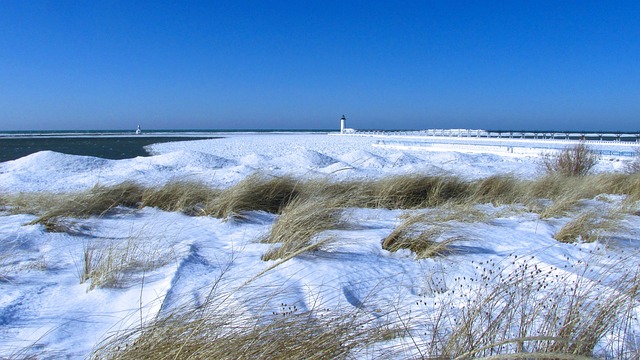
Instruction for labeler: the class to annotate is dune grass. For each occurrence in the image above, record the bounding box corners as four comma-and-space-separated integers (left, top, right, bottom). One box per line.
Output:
3, 169, 640, 358
6, 192, 68, 216
141, 180, 220, 215
3, 172, 640, 255
92, 248, 640, 359
92, 299, 397, 360
432, 252, 640, 358
524, 173, 640, 218
381, 213, 461, 258
261, 195, 347, 261
79, 234, 175, 291
205, 174, 301, 219
23, 181, 145, 226
554, 208, 623, 243
0, 194, 8, 211
369, 175, 470, 209
432, 202, 493, 223
5, 171, 640, 224
469, 174, 519, 205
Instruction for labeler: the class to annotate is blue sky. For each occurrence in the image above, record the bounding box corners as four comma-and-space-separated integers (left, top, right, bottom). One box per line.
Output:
1, 1, 638, 131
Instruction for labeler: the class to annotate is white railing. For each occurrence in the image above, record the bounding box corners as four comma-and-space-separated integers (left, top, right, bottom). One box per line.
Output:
340, 129, 640, 144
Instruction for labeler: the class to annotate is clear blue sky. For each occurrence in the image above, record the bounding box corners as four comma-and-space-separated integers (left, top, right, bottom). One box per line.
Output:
1, 1, 638, 131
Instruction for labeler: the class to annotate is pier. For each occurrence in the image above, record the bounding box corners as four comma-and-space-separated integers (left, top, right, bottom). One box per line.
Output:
350, 129, 640, 143
333, 128, 639, 157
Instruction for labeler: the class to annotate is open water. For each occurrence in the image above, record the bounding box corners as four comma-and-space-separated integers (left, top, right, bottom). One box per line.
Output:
0, 130, 228, 162
0, 130, 330, 163
0, 136, 221, 162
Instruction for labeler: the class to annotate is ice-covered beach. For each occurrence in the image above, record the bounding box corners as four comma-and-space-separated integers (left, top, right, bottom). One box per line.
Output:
1, 132, 639, 358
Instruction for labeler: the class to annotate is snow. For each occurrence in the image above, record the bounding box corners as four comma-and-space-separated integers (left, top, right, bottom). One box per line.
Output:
0, 132, 639, 358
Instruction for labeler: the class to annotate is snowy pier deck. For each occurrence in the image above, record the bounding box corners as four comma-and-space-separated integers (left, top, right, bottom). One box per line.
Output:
350, 129, 640, 143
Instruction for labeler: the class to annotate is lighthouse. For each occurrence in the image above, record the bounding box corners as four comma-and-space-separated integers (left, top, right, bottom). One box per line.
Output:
340, 115, 346, 134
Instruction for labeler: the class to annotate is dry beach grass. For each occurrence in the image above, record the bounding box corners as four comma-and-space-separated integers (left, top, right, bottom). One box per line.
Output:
90, 248, 640, 359
3, 148, 640, 358
381, 213, 461, 259
6, 172, 640, 246
205, 173, 301, 218
261, 195, 347, 261
141, 180, 220, 215
79, 233, 176, 290
91, 290, 399, 360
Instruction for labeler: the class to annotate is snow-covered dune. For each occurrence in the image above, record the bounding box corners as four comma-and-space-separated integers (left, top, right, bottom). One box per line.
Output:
0, 133, 638, 358
0, 133, 580, 193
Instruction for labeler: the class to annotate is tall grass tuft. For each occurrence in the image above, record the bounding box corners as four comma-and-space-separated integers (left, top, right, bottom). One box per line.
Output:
28, 182, 145, 227
261, 196, 346, 261
470, 174, 524, 205
207, 174, 301, 219
531, 175, 587, 218
0, 194, 7, 210
541, 142, 600, 177
527, 173, 640, 218
299, 179, 371, 208
382, 214, 461, 258
6, 192, 62, 216
371, 175, 470, 209
554, 208, 621, 243
625, 174, 640, 202
79, 235, 173, 290
141, 180, 220, 215
92, 302, 395, 360
429, 203, 491, 223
